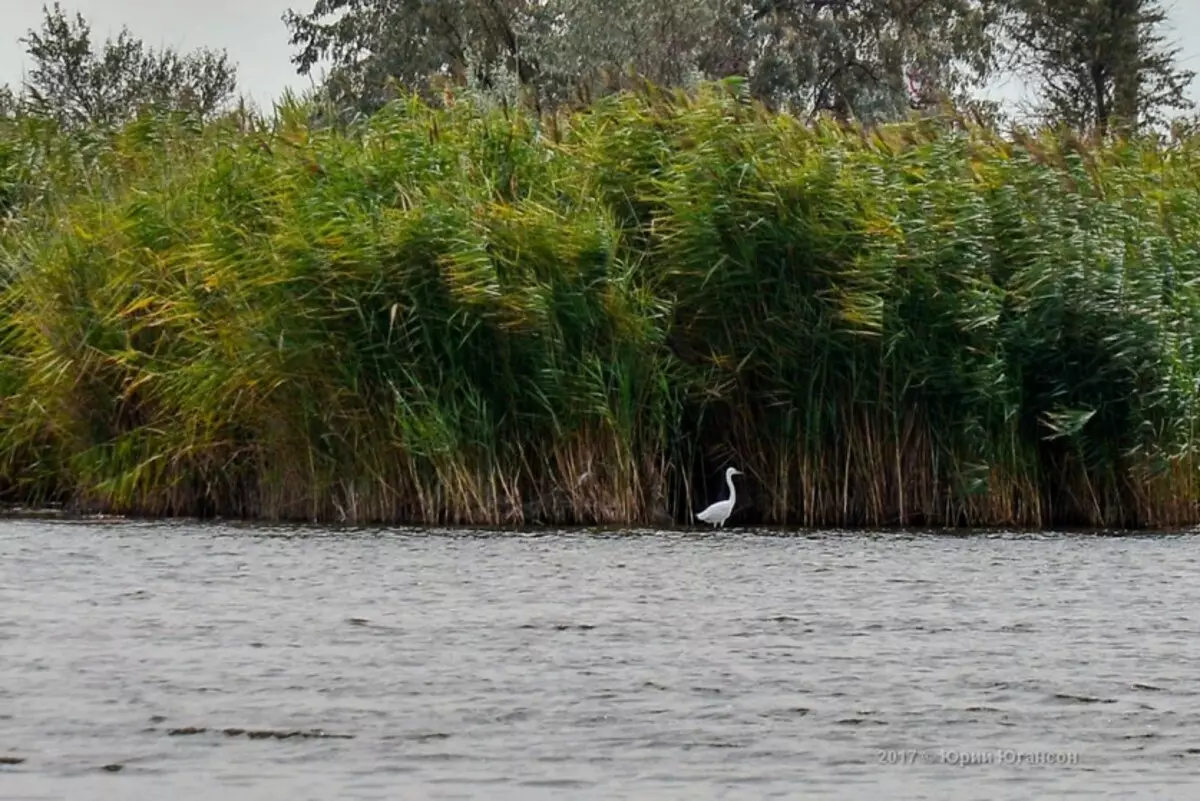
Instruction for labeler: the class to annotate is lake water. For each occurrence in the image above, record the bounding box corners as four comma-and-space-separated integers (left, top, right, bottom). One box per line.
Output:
2, 518, 1200, 800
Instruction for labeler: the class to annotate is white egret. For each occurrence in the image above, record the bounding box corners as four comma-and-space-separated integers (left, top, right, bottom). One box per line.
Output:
695, 466, 743, 528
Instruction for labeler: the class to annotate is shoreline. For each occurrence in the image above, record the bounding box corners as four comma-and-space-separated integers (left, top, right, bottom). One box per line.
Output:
1, 503, 1195, 535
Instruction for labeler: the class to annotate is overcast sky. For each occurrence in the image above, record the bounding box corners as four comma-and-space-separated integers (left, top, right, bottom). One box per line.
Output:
2, 0, 1199, 112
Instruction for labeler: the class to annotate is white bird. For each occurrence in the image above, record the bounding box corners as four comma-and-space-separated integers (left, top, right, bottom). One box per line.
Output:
695, 466, 743, 528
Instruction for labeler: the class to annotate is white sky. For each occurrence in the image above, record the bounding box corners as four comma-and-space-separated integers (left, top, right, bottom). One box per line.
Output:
2, 0, 1199, 112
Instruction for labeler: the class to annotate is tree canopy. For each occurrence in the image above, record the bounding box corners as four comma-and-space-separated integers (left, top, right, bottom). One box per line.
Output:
1004, 0, 1195, 136
283, 0, 1005, 120
7, 3, 238, 128
2, 2, 1195, 135
280, 0, 1196, 134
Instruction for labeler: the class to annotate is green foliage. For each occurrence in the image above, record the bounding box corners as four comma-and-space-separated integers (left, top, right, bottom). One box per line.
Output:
283, 0, 1003, 121
1004, 0, 1195, 135
3, 84, 1200, 528
14, 3, 238, 129
0, 86, 16, 119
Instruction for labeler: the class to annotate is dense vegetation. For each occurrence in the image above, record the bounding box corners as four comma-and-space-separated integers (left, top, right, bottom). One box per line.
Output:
283, 0, 1196, 138
3, 83, 1200, 528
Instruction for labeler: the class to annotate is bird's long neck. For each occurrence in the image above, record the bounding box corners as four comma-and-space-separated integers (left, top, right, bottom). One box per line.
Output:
726, 471, 736, 504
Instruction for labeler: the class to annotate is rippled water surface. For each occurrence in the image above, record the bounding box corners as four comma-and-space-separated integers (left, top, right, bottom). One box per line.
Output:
3, 518, 1200, 800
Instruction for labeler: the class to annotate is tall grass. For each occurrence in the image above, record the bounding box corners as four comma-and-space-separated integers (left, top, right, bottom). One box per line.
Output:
3, 83, 1200, 528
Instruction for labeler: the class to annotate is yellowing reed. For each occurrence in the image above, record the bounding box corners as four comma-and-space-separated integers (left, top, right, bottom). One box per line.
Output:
3, 82, 1200, 528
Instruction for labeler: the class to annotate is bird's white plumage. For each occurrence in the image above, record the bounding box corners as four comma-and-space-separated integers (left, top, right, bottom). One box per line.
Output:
696, 466, 742, 527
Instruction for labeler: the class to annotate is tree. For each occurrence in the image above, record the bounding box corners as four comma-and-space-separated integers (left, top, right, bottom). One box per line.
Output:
0, 85, 16, 119
282, 0, 533, 113
746, 0, 1004, 120
16, 3, 238, 128
282, 0, 1004, 120
1004, 0, 1195, 136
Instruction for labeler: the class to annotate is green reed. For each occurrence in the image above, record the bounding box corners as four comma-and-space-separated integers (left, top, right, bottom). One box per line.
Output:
3, 83, 1200, 527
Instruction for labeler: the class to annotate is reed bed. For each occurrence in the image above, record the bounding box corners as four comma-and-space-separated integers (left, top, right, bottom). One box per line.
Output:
3, 83, 1200, 528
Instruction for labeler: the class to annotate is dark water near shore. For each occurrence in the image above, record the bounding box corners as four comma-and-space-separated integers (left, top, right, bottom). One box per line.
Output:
3, 519, 1200, 800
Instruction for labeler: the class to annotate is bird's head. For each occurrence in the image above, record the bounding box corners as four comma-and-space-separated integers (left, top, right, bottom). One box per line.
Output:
727, 467, 742, 478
